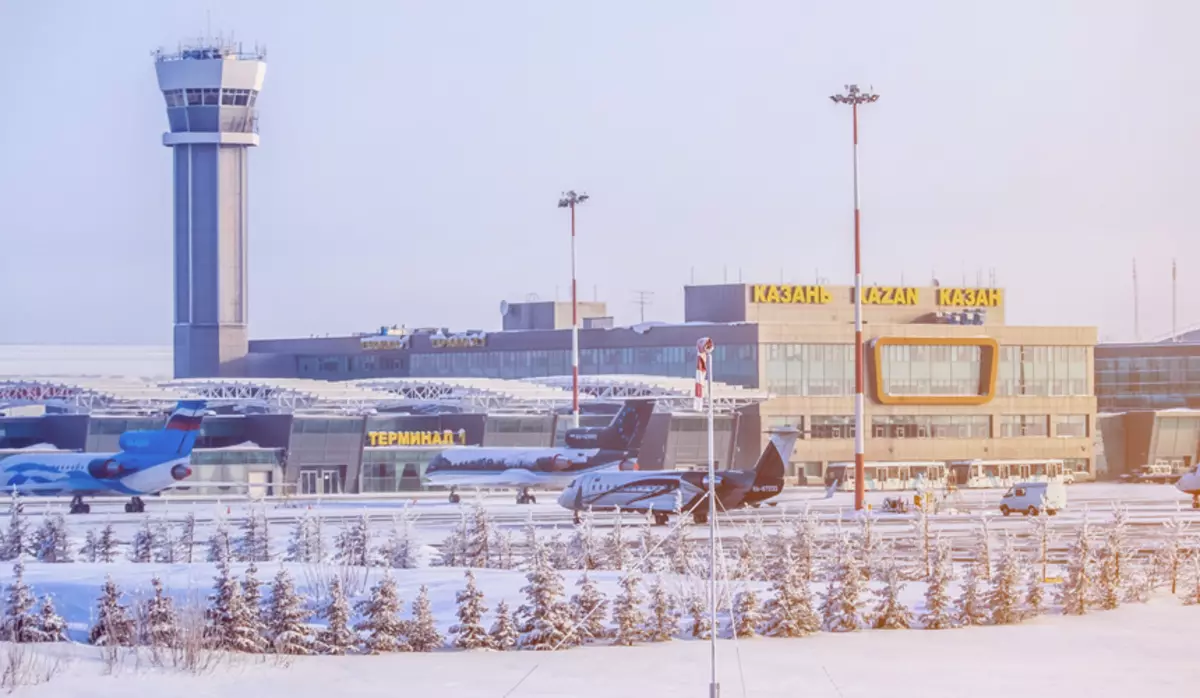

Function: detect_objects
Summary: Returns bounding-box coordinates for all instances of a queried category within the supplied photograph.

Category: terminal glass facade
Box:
[999,414,1049,437]
[997,346,1089,397]
[870,415,991,439]
[360,450,444,492]
[879,343,983,396]
[400,344,759,387]
[763,344,855,396]
[1094,354,1200,411]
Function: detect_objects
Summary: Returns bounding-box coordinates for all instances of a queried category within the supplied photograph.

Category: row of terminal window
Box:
[163,88,258,108]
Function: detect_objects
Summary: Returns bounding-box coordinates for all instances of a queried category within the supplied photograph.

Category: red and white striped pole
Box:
[831,85,879,512]
[558,191,589,428]
[695,335,718,698]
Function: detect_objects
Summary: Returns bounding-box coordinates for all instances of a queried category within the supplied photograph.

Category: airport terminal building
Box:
[239,282,1098,484]
[1093,334,1200,478]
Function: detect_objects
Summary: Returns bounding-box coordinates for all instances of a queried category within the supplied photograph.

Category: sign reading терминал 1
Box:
[749,284,1003,308]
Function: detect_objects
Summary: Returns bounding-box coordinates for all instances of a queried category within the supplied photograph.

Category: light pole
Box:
[558,190,589,428]
[830,84,879,512]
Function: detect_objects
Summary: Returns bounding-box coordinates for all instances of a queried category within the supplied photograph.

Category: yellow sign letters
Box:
[937,288,1003,307]
[750,284,832,304]
[862,286,919,305]
[366,430,466,447]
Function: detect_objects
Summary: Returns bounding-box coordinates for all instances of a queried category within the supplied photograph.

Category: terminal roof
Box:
[0,375,768,415]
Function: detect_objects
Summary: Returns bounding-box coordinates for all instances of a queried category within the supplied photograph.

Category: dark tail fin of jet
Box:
[118,400,207,456]
[563,399,655,452]
[750,427,800,491]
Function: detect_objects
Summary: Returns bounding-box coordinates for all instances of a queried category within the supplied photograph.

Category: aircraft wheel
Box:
[449,493,461,504]
[124,503,132,513]
[693,509,708,525]
[653,512,669,526]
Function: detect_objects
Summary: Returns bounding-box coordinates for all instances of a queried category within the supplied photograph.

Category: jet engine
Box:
[87,458,126,479]
[171,463,192,481]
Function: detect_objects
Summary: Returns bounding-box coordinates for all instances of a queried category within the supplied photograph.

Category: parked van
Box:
[999,481,1066,516]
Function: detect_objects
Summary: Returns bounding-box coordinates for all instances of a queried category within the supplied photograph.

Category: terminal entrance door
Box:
[300,471,318,495]
[321,469,341,494]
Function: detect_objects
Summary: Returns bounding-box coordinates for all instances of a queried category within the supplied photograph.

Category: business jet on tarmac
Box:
[557,427,834,524]
[1176,464,1200,509]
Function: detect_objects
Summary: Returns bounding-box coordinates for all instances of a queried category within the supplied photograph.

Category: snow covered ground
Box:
[0,481,1195,696]
[4,596,1198,698]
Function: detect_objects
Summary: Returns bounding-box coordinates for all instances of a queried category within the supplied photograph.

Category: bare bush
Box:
[301,562,373,608]
[0,643,67,693]
[165,603,223,675]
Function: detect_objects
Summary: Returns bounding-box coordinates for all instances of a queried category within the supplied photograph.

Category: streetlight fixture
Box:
[557,190,589,428]
[830,84,879,512]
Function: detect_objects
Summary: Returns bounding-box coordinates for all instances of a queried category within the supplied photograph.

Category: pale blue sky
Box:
[1,0,1196,345]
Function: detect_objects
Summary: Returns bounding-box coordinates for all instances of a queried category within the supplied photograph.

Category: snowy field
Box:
[5,597,1198,698]
[0,481,1195,696]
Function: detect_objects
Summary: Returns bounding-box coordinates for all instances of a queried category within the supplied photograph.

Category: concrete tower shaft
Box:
[154,43,266,378]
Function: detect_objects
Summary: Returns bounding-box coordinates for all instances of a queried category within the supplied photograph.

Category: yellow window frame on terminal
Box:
[869,336,1000,406]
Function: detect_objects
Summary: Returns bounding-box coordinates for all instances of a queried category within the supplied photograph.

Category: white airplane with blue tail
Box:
[0,400,206,514]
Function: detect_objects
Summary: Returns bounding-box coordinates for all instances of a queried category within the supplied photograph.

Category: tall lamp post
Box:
[830,84,879,512]
[558,190,589,428]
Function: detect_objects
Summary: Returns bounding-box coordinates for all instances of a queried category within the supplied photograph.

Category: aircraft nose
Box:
[557,488,573,508]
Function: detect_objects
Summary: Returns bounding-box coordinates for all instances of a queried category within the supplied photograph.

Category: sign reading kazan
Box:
[861,286,919,305]
[367,430,467,447]
[937,288,1002,307]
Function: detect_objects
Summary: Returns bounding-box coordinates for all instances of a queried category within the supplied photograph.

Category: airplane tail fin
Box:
[751,427,800,491]
[563,399,655,452]
[118,400,207,456]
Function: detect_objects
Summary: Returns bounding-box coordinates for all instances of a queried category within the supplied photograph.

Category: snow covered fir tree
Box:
[450,570,491,650]
[731,588,764,638]
[516,545,576,650]
[206,559,264,653]
[921,537,956,630]
[142,576,178,647]
[570,570,609,642]
[611,569,647,646]
[314,578,357,655]
[2,559,38,642]
[335,515,372,567]
[645,575,679,642]
[355,573,409,653]
[489,599,518,651]
[33,595,67,643]
[265,568,312,654]
[408,585,443,652]
[870,557,913,630]
[89,576,135,646]
[33,514,72,563]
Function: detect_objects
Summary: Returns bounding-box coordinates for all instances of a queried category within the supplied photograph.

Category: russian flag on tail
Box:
[695,337,713,411]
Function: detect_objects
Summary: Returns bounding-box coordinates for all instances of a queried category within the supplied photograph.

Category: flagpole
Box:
[697,336,718,698]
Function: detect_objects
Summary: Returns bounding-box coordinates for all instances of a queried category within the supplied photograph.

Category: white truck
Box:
[999,481,1066,516]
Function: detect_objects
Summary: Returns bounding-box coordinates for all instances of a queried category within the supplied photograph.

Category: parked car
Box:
[999,481,1066,516]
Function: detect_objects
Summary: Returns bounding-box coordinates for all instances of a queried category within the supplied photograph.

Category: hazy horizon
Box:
[1,0,1196,346]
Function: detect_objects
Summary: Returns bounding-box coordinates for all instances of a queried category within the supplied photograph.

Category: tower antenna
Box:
[632,290,655,324]
[1133,259,1140,341]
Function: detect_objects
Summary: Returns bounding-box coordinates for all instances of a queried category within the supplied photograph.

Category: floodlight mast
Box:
[830,84,879,512]
[557,190,589,428]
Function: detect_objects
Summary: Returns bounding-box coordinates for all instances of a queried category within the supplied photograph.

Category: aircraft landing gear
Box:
[692,508,707,525]
[573,511,581,525]
[448,486,461,504]
[69,496,90,515]
[1193,493,1199,510]
[653,511,669,526]
[516,487,537,505]
[124,497,145,514]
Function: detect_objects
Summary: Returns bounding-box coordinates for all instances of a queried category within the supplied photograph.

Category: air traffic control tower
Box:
[154,42,266,378]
